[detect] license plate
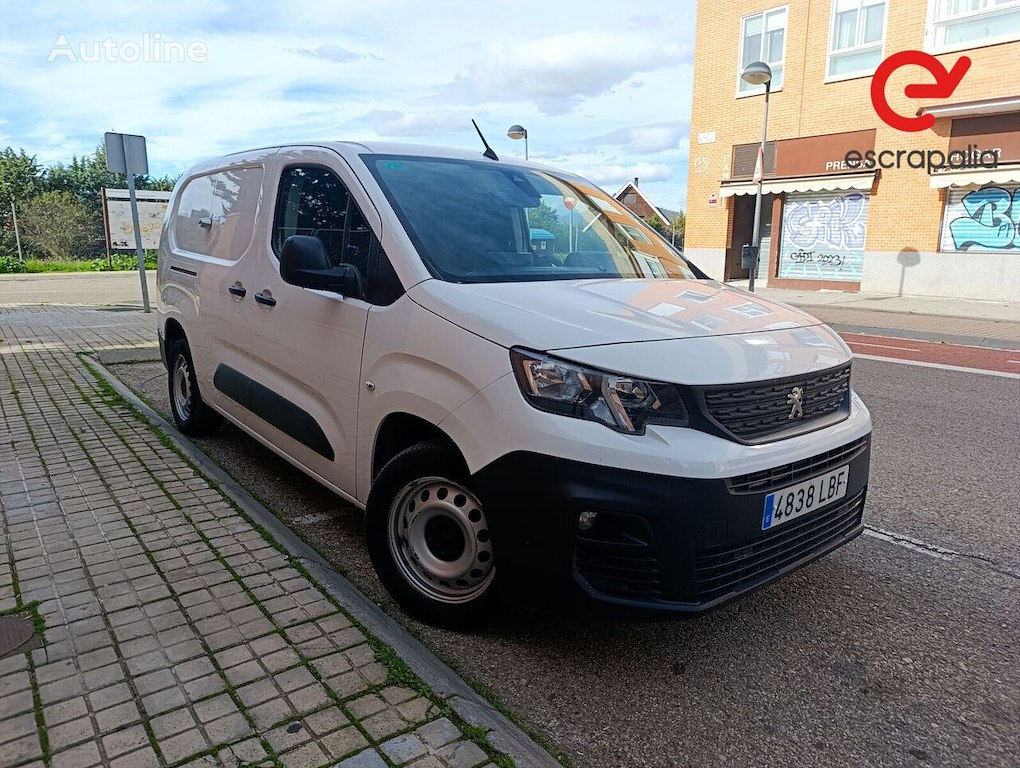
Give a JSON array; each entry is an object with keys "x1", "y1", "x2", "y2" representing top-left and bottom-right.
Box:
[{"x1": 762, "y1": 465, "x2": 849, "y2": 530}]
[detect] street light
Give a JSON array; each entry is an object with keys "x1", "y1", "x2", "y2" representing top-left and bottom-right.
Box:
[
  {"x1": 507, "y1": 124, "x2": 528, "y2": 160},
  {"x1": 741, "y1": 60, "x2": 772, "y2": 292}
]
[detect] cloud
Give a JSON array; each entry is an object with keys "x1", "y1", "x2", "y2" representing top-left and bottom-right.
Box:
[
  {"x1": 364, "y1": 110, "x2": 466, "y2": 138},
  {"x1": 435, "y1": 31, "x2": 689, "y2": 115},
  {"x1": 569, "y1": 161, "x2": 674, "y2": 188},
  {"x1": 0, "y1": 1, "x2": 695, "y2": 213},
  {"x1": 288, "y1": 43, "x2": 380, "y2": 63},
  {"x1": 580, "y1": 121, "x2": 689, "y2": 154}
]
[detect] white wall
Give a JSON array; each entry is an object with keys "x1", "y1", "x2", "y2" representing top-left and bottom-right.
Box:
[
  {"x1": 860, "y1": 250, "x2": 1020, "y2": 303},
  {"x1": 685, "y1": 248, "x2": 726, "y2": 280}
]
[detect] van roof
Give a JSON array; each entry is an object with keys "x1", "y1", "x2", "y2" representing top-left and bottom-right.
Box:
[{"x1": 188, "y1": 141, "x2": 541, "y2": 175}]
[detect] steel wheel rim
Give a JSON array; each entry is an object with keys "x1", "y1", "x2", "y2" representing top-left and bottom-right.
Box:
[
  {"x1": 172, "y1": 355, "x2": 192, "y2": 421},
  {"x1": 388, "y1": 476, "x2": 494, "y2": 604}
]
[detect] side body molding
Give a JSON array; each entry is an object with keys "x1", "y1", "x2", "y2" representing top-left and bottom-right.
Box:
[{"x1": 213, "y1": 365, "x2": 335, "y2": 461}]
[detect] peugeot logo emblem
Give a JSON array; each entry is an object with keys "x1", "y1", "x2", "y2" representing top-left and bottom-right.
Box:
[{"x1": 787, "y1": 386, "x2": 804, "y2": 419}]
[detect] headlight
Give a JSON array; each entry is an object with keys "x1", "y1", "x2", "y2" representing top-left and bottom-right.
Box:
[{"x1": 510, "y1": 348, "x2": 688, "y2": 434}]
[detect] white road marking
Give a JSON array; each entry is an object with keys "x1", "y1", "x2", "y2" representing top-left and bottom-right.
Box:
[
  {"x1": 863, "y1": 526, "x2": 960, "y2": 561},
  {"x1": 850, "y1": 341, "x2": 922, "y2": 352},
  {"x1": 289, "y1": 512, "x2": 334, "y2": 525},
  {"x1": 854, "y1": 353, "x2": 1020, "y2": 379},
  {"x1": 1008, "y1": 360, "x2": 1020, "y2": 365}
]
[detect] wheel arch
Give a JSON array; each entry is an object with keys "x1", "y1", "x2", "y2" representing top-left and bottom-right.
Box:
[
  {"x1": 162, "y1": 317, "x2": 187, "y2": 367},
  {"x1": 372, "y1": 413, "x2": 464, "y2": 482}
]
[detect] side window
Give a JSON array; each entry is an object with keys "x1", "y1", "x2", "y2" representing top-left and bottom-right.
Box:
[
  {"x1": 272, "y1": 164, "x2": 404, "y2": 305},
  {"x1": 173, "y1": 167, "x2": 263, "y2": 260},
  {"x1": 272, "y1": 165, "x2": 369, "y2": 277}
]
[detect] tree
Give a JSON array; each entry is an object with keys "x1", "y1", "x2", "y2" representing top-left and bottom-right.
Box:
[
  {"x1": 671, "y1": 211, "x2": 685, "y2": 247},
  {"x1": 526, "y1": 202, "x2": 569, "y2": 254},
  {"x1": 19, "y1": 191, "x2": 99, "y2": 261},
  {"x1": 0, "y1": 147, "x2": 44, "y2": 256},
  {"x1": 45, "y1": 145, "x2": 125, "y2": 221}
]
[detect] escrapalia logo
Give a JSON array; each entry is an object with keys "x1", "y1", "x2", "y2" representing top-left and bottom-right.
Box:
[{"x1": 870, "y1": 50, "x2": 971, "y2": 132}]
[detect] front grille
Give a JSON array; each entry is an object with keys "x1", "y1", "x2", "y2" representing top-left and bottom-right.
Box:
[
  {"x1": 695, "y1": 489, "x2": 865, "y2": 603},
  {"x1": 728, "y1": 436, "x2": 869, "y2": 494},
  {"x1": 574, "y1": 513, "x2": 664, "y2": 599},
  {"x1": 700, "y1": 363, "x2": 852, "y2": 442},
  {"x1": 575, "y1": 545, "x2": 664, "y2": 599}
]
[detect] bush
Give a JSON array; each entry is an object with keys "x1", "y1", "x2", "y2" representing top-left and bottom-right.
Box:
[
  {"x1": 18, "y1": 191, "x2": 99, "y2": 261},
  {"x1": 24, "y1": 259, "x2": 94, "y2": 272},
  {"x1": 90, "y1": 253, "x2": 157, "y2": 271},
  {"x1": 0, "y1": 254, "x2": 26, "y2": 273},
  {"x1": 19, "y1": 253, "x2": 158, "y2": 273}
]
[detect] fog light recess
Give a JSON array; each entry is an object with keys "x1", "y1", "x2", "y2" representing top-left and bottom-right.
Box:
[{"x1": 578, "y1": 510, "x2": 599, "y2": 531}]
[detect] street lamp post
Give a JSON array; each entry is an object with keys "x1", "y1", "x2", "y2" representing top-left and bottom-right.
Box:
[
  {"x1": 507, "y1": 124, "x2": 528, "y2": 160},
  {"x1": 741, "y1": 61, "x2": 772, "y2": 293}
]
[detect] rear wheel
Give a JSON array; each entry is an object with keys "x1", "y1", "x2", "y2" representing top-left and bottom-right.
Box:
[
  {"x1": 167, "y1": 338, "x2": 223, "y2": 436},
  {"x1": 366, "y1": 441, "x2": 499, "y2": 628}
]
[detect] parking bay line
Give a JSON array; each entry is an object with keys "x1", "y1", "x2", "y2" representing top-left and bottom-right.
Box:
[
  {"x1": 863, "y1": 526, "x2": 959, "y2": 561},
  {"x1": 863, "y1": 526, "x2": 1019, "y2": 579}
]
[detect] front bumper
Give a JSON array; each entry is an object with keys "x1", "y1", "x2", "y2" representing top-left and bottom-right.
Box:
[{"x1": 472, "y1": 433, "x2": 871, "y2": 619}]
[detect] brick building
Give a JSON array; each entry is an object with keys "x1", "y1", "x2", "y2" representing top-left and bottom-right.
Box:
[{"x1": 685, "y1": 0, "x2": 1020, "y2": 301}]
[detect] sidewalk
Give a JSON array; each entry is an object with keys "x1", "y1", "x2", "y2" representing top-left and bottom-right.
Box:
[
  {"x1": 729, "y1": 282, "x2": 1020, "y2": 349},
  {"x1": 0, "y1": 308, "x2": 516, "y2": 767}
]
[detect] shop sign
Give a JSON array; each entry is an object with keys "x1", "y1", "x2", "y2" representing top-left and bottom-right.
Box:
[
  {"x1": 950, "y1": 113, "x2": 1020, "y2": 164},
  {"x1": 774, "y1": 130, "x2": 876, "y2": 177}
]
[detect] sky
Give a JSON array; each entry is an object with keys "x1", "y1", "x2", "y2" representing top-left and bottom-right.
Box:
[{"x1": 0, "y1": 0, "x2": 696, "y2": 212}]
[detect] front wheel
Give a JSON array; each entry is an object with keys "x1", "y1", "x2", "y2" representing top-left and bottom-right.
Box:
[
  {"x1": 167, "y1": 338, "x2": 223, "y2": 437},
  {"x1": 366, "y1": 441, "x2": 499, "y2": 628}
]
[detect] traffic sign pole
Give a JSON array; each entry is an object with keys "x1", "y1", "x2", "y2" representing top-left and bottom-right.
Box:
[{"x1": 105, "y1": 132, "x2": 151, "y2": 313}]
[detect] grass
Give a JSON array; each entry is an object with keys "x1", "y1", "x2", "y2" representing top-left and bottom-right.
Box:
[
  {"x1": 22, "y1": 259, "x2": 96, "y2": 272},
  {"x1": 0, "y1": 253, "x2": 158, "y2": 274}
]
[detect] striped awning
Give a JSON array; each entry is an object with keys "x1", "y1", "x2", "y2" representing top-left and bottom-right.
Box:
[
  {"x1": 719, "y1": 171, "x2": 876, "y2": 198},
  {"x1": 929, "y1": 164, "x2": 1020, "y2": 189}
]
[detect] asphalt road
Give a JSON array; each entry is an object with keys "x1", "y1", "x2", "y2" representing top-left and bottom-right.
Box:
[
  {"x1": 109, "y1": 356, "x2": 1020, "y2": 768},
  {"x1": 0, "y1": 271, "x2": 156, "y2": 306}
]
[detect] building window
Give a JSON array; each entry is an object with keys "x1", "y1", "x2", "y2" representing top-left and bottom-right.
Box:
[
  {"x1": 927, "y1": 0, "x2": 1020, "y2": 52},
  {"x1": 738, "y1": 7, "x2": 787, "y2": 94},
  {"x1": 828, "y1": 0, "x2": 886, "y2": 79}
]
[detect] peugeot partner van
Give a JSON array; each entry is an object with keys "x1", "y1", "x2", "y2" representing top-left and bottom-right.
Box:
[{"x1": 157, "y1": 142, "x2": 872, "y2": 627}]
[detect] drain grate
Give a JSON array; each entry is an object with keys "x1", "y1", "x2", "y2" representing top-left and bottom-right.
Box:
[{"x1": 0, "y1": 614, "x2": 42, "y2": 660}]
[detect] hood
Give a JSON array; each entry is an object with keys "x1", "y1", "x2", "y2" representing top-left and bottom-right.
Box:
[{"x1": 409, "y1": 278, "x2": 823, "y2": 351}]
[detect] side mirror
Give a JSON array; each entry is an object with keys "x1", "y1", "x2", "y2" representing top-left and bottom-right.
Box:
[{"x1": 280, "y1": 235, "x2": 365, "y2": 297}]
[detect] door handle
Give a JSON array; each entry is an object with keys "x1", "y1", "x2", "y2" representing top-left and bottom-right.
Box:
[
  {"x1": 228, "y1": 284, "x2": 247, "y2": 298},
  {"x1": 254, "y1": 292, "x2": 277, "y2": 307}
]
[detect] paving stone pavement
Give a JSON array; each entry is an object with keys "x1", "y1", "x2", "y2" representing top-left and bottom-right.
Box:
[{"x1": 0, "y1": 305, "x2": 501, "y2": 767}]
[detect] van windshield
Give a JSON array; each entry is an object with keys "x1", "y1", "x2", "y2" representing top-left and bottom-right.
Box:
[{"x1": 363, "y1": 154, "x2": 697, "y2": 284}]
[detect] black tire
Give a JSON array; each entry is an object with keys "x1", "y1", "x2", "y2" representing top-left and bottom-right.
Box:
[
  {"x1": 366, "y1": 441, "x2": 500, "y2": 629},
  {"x1": 167, "y1": 337, "x2": 223, "y2": 437}
]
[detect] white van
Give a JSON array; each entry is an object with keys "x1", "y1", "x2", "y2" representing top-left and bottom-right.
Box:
[{"x1": 157, "y1": 142, "x2": 872, "y2": 627}]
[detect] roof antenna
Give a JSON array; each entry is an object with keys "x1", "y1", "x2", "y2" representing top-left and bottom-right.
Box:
[{"x1": 472, "y1": 119, "x2": 499, "y2": 161}]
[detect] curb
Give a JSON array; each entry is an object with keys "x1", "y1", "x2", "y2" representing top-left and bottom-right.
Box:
[{"x1": 87, "y1": 357, "x2": 562, "y2": 768}]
